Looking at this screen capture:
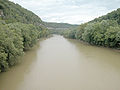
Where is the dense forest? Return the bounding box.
[62,8,120,48]
[0,0,43,25]
[44,22,78,34]
[44,22,78,29]
[0,0,49,72]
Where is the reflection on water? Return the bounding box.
[0,35,120,90]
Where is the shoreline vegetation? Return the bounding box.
[0,0,49,72]
[68,38,120,53]
[60,9,120,50]
[0,21,49,73]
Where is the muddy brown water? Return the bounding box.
[0,35,120,90]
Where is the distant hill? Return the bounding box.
[0,0,43,25]
[44,22,79,30]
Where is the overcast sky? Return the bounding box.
[9,0,120,24]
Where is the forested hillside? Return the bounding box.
[44,22,78,34]
[62,8,120,48]
[44,22,78,29]
[92,8,120,24]
[0,0,49,72]
[0,0,43,25]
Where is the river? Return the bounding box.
[0,35,120,90]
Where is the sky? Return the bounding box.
[9,0,120,24]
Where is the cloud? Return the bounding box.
[9,0,120,24]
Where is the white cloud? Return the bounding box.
[9,0,120,24]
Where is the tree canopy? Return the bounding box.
[62,8,120,49]
[0,0,49,72]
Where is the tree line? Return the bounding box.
[0,21,49,72]
[61,8,120,49]
[0,0,49,72]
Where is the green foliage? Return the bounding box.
[93,8,120,24]
[0,0,49,72]
[62,8,120,49]
[0,0,43,25]
[0,24,23,71]
[44,22,78,35]
[0,22,49,72]
[44,22,78,29]
[75,24,87,40]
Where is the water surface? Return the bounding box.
[0,35,120,90]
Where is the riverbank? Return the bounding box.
[66,37,120,53]
[0,35,120,90]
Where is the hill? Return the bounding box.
[44,22,78,34]
[44,22,78,29]
[0,0,49,72]
[91,8,120,24]
[0,0,43,25]
[62,8,120,48]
